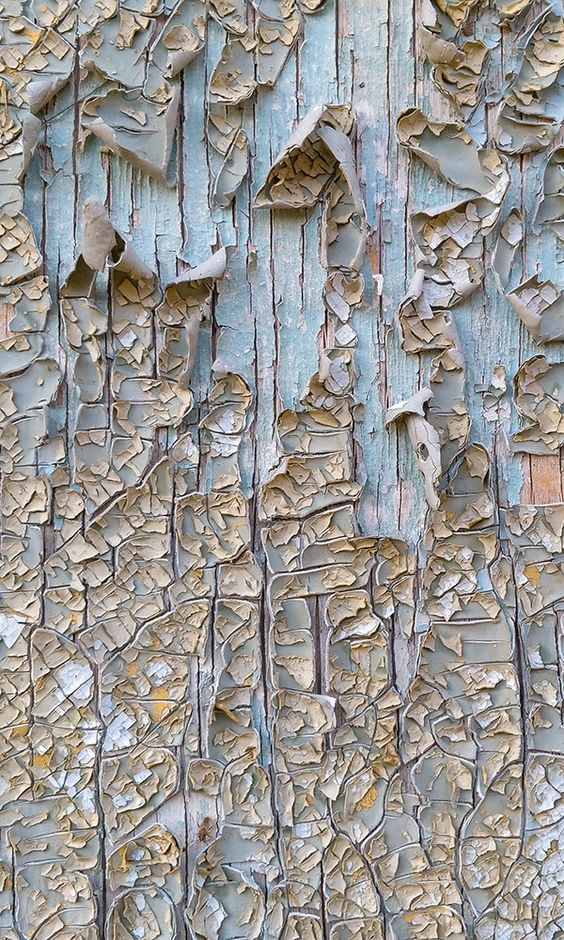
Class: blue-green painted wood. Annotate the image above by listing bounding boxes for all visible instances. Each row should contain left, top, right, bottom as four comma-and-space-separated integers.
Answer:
27, 0, 553, 549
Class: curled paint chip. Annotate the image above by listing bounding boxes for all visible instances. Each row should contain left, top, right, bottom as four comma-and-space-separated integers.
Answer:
386, 388, 442, 510
82, 86, 181, 184
512, 356, 564, 453
507, 274, 564, 342
536, 146, 564, 240
492, 207, 523, 291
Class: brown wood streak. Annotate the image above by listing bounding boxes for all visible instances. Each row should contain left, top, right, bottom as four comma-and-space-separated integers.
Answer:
0, 304, 13, 340
520, 454, 564, 504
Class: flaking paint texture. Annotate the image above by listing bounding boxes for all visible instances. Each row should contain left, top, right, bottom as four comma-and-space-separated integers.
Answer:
0, 0, 563, 937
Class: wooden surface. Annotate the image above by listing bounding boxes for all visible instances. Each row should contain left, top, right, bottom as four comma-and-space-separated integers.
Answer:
4, 0, 564, 937
29, 1, 559, 544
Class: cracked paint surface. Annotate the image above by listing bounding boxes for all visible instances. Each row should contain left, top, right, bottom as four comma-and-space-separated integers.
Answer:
0, 0, 563, 938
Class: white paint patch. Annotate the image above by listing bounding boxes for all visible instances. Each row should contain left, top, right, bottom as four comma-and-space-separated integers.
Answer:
0, 613, 25, 649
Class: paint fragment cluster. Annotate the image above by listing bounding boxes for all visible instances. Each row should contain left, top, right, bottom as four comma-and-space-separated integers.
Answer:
0, 0, 563, 938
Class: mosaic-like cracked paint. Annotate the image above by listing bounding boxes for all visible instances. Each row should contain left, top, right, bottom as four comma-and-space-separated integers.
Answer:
0, 0, 563, 937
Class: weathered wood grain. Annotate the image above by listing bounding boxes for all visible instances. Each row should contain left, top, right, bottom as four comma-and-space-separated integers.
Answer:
1, 0, 563, 936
